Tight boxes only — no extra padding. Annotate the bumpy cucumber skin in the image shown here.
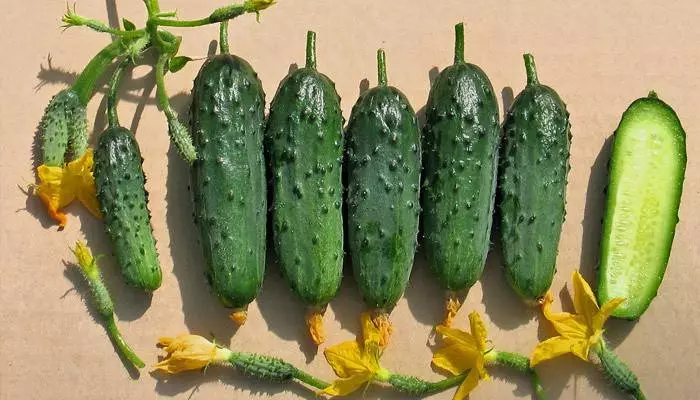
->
[266,68,344,307]
[346,86,421,310]
[94,126,162,291]
[40,89,88,166]
[597,96,686,319]
[499,84,571,301]
[422,63,500,292]
[190,54,267,309]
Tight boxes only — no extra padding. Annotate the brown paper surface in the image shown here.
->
[1,1,698,399]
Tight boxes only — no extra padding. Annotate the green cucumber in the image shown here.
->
[94,60,162,292]
[422,23,500,323]
[94,127,162,291]
[190,46,267,324]
[597,92,686,319]
[266,32,344,343]
[498,54,571,302]
[346,49,421,329]
[40,89,88,166]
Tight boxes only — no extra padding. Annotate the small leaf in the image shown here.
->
[169,56,192,73]
[123,18,136,31]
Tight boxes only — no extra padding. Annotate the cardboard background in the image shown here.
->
[1,1,698,398]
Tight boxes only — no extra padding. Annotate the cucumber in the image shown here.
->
[346,49,421,337]
[266,32,344,344]
[597,92,686,319]
[190,48,267,324]
[94,126,162,291]
[422,23,500,324]
[40,88,88,166]
[498,54,571,302]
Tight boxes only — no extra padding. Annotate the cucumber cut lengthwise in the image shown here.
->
[266,31,344,345]
[598,92,687,319]
[422,23,500,325]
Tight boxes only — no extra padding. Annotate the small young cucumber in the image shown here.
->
[597,92,686,319]
[40,88,88,166]
[346,49,421,338]
[94,126,162,291]
[266,32,344,344]
[422,23,500,324]
[499,54,571,303]
[190,49,267,325]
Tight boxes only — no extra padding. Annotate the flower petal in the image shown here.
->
[432,342,479,376]
[572,270,599,326]
[323,340,370,378]
[468,311,488,352]
[435,324,478,350]
[319,373,372,397]
[541,292,589,339]
[593,297,625,332]
[453,368,481,400]
[360,312,382,348]
[531,336,585,366]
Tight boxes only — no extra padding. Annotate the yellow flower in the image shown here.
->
[71,240,98,279]
[35,149,101,227]
[531,270,625,366]
[320,312,390,397]
[152,334,233,374]
[432,311,493,399]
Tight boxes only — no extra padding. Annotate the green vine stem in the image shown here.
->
[306,30,316,69]
[71,40,126,105]
[62,6,144,38]
[454,22,465,64]
[106,58,131,128]
[524,53,539,86]
[155,54,197,163]
[220,21,230,54]
[150,0,274,27]
[489,351,547,400]
[377,48,388,86]
[595,341,646,400]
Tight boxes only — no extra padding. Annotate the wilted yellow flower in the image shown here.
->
[531,270,625,366]
[35,149,101,227]
[71,240,98,279]
[320,312,390,397]
[153,334,233,374]
[432,311,493,399]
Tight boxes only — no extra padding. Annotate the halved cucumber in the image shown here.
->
[598,92,687,319]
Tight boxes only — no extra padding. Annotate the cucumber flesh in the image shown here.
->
[598,93,686,319]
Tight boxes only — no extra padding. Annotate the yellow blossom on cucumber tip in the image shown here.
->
[432,311,494,399]
[71,240,98,276]
[319,312,390,397]
[152,334,233,374]
[531,270,625,366]
[306,310,325,346]
[34,149,101,228]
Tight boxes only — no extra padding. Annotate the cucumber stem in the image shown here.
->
[489,350,546,400]
[454,22,465,64]
[105,317,146,368]
[306,30,317,70]
[291,368,330,389]
[523,53,539,86]
[71,40,126,105]
[377,48,388,87]
[219,21,230,54]
[106,58,130,128]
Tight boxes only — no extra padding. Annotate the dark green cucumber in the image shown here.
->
[498,54,571,302]
[266,31,344,341]
[190,52,267,322]
[40,88,88,166]
[597,92,686,319]
[94,126,162,291]
[422,23,500,318]
[346,49,421,313]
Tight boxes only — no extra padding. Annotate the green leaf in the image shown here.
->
[123,18,136,31]
[169,56,192,73]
